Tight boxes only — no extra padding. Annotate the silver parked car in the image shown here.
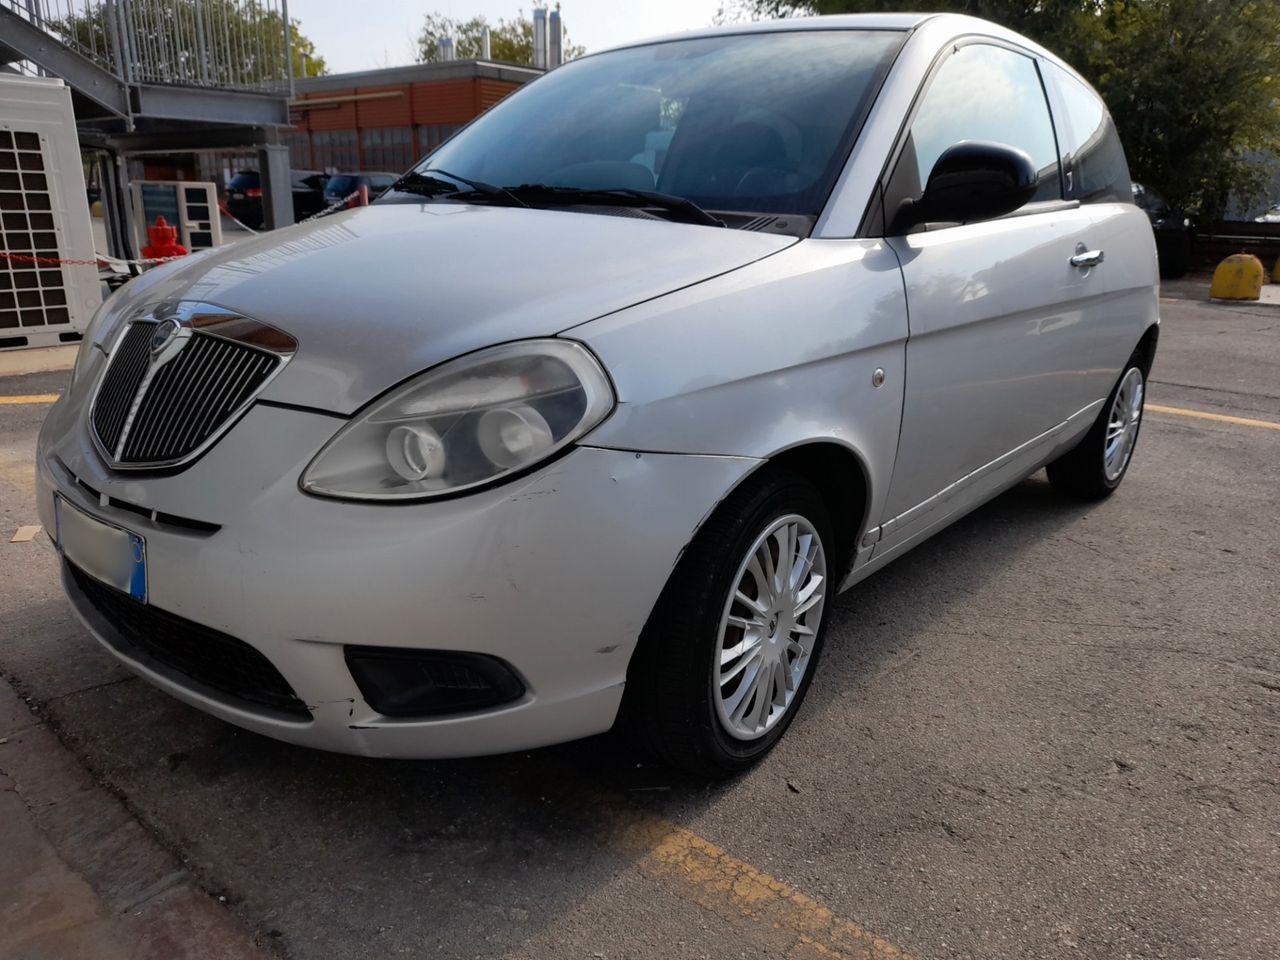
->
[38,14,1157,776]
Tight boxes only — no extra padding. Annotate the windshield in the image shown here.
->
[326,175,358,194]
[380,30,904,226]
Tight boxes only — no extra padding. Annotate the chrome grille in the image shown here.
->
[89,303,295,470]
[91,321,157,453]
[117,335,279,464]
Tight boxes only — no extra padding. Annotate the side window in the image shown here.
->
[888,43,1062,216]
[1050,66,1131,204]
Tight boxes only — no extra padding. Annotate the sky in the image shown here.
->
[293,0,731,75]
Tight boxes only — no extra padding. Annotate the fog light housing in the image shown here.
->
[344,646,525,718]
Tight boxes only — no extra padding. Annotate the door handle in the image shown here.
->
[1070,249,1105,268]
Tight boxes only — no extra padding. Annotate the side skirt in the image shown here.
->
[839,398,1103,592]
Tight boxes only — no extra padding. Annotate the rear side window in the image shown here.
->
[889,43,1063,209]
[1049,65,1130,204]
[326,175,357,194]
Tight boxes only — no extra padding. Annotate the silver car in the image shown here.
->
[38,13,1158,776]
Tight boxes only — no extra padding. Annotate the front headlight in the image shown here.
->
[301,339,615,502]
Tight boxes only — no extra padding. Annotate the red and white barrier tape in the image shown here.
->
[301,188,367,223]
[0,189,368,270]
[0,250,185,267]
[219,188,365,235]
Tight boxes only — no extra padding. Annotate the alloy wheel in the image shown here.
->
[1104,367,1145,482]
[713,514,827,741]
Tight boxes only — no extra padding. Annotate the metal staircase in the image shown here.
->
[1,0,300,252]
[0,0,292,128]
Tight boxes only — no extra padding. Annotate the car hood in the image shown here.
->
[114,203,796,413]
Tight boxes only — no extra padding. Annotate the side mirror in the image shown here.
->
[891,141,1039,234]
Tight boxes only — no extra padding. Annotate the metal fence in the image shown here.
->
[2,0,292,91]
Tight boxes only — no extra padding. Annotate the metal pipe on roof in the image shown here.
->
[549,9,562,68]
[532,8,547,69]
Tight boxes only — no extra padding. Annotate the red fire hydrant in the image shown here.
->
[141,216,187,259]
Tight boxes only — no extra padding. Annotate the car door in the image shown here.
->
[874,41,1103,556]
[1044,63,1157,403]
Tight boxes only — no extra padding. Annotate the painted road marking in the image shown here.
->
[0,394,60,405]
[1147,403,1280,432]
[614,807,910,959]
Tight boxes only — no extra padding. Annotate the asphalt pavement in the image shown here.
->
[0,295,1276,960]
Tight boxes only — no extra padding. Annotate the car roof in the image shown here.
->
[597,13,930,53]
[591,13,1073,78]
[588,13,931,55]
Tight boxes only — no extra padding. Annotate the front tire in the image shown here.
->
[1047,354,1146,499]
[620,470,834,777]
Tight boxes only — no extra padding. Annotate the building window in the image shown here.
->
[283,131,312,170]
[360,127,414,172]
[312,130,358,172]
[418,124,462,157]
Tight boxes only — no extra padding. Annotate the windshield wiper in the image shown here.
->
[387,169,528,208]
[507,184,724,227]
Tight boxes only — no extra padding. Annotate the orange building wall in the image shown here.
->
[289,77,523,162]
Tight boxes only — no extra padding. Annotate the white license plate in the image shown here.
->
[55,495,147,602]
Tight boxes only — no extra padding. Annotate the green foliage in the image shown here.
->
[736,0,1280,216]
[54,1,326,84]
[415,6,586,66]
[291,21,327,77]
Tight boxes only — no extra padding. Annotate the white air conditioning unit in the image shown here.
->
[0,75,101,351]
[131,180,222,254]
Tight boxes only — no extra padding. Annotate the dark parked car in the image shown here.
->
[323,172,400,206]
[224,169,329,228]
[1132,181,1193,278]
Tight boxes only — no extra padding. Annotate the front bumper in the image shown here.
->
[38,396,758,757]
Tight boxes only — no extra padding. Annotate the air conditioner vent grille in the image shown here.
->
[0,129,71,333]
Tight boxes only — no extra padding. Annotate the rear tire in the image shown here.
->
[1047,353,1146,500]
[620,469,834,777]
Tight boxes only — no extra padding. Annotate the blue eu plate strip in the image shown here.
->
[128,533,147,602]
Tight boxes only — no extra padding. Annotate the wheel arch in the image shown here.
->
[1135,322,1160,376]
[671,439,871,589]
[755,441,870,580]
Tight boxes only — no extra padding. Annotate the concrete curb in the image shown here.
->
[0,680,274,959]
[0,345,77,377]
[1208,296,1280,309]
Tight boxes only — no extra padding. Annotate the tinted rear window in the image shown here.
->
[1050,65,1131,204]
[228,172,259,189]
[326,175,358,193]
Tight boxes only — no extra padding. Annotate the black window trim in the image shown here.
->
[1041,59,1132,206]
[858,34,1069,238]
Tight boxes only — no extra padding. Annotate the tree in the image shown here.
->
[415,6,586,66]
[736,0,1280,217]
[54,0,327,85]
[291,21,328,78]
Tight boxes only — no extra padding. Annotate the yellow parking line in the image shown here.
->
[1147,403,1280,432]
[615,808,911,959]
[0,393,60,405]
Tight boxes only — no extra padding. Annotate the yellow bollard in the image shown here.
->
[1210,253,1264,300]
